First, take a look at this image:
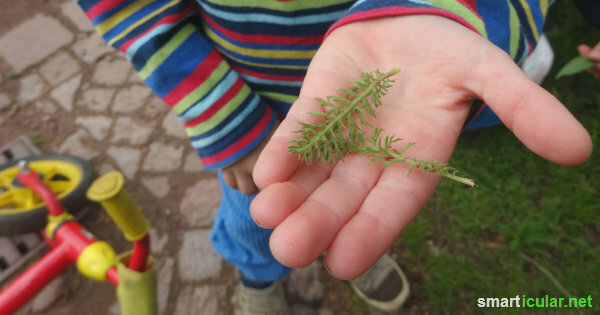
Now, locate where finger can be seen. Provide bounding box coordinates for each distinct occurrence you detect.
[250,162,331,228]
[468,46,592,165]
[269,155,383,268]
[222,171,238,190]
[324,162,440,279]
[578,44,592,56]
[589,42,600,60]
[236,172,258,196]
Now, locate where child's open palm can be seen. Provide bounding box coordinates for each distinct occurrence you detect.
[251,16,592,280]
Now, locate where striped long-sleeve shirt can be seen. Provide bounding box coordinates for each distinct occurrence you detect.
[77,0,550,170]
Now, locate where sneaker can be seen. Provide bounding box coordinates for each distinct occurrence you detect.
[237,281,290,315]
[349,253,410,312]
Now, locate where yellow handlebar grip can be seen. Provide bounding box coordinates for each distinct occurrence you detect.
[86,171,149,241]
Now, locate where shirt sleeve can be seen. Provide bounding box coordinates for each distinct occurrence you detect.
[77,0,278,170]
[328,0,549,62]
[327,0,550,129]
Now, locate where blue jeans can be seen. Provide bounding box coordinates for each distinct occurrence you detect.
[210,171,290,282]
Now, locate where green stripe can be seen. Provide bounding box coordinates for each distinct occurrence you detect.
[508,4,520,59]
[258,91,297,104]
[185,85,251,136]
[138,24,195,80]
[205,0,353,12]
[173,61,229,115]
[425,0,488,38]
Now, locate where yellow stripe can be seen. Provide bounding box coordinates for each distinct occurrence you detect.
[518,0,540,41]
[540,0,549,16]
[185,86,251,136]
[138,24,195,79]
[214,46,308,70]
[205,27,317,59]
[205,0,352,12]
[96,0,156,35]
[108,0,180,46]
[173,61,230,115]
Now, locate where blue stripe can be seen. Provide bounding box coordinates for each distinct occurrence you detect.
[180,70,239,121]
[190,93,260,148]
[130,20,190,70]
[199,1,348,26]
[101,1,170,43]
[203,20,322,51]
[240,73,302,88]
[144,31,213,97]
[213,44,312,67]
[476,1,511,53]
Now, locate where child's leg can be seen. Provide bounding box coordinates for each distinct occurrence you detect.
[210,170,290,283]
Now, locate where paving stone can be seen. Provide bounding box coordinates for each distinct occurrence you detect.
[149,228,169,255]
[111,116,154,145]
[39,52,81,85]
[50,74,82,111]
[128,71,144,84]
[0,93,11,111]
[74,115,113,141]
[34,99,59,114]
[106,146,142,180]
[142,142,184,172]
[78,87,114,111]
[183,151,205,172]
[0,14,74,73]
[287,261,324,303]
[178,229,222,281]
[92,57,131,86]
[72,33,114,64]
[141,176,170,198]
[162,110,187,139]
[17,73,46,105]
[156,257,175,315]
[58,129,100,160]
[174,285,226,315]
[179,177,221,227]
[60,1,95,32]
[112,85,152,113]
[143,95,169,119]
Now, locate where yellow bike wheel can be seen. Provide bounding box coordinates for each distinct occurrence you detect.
[0,154,95,236]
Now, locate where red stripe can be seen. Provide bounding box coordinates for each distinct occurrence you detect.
[183,77,245,128]
[231,65,304,82]
[86,0,126,21]
[457,0,478,13]
[200,10,324,45]
[161,50,223,106]
[326,7,483,38]
[201,106,273,165]
[120,5,195,51]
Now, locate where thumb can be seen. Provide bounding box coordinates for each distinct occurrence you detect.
[467,47,592,165]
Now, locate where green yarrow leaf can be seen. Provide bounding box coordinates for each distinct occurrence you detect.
[555,55,595,79]
[288,67,475,187]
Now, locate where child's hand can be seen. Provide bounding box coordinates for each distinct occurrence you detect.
[578,41,600,79]
[222,122,278,195]
[251,15,592,280]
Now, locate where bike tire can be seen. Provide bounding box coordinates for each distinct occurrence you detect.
[0,154,95,236]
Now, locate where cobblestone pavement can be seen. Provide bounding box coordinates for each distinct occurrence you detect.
[0,1,401,315]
